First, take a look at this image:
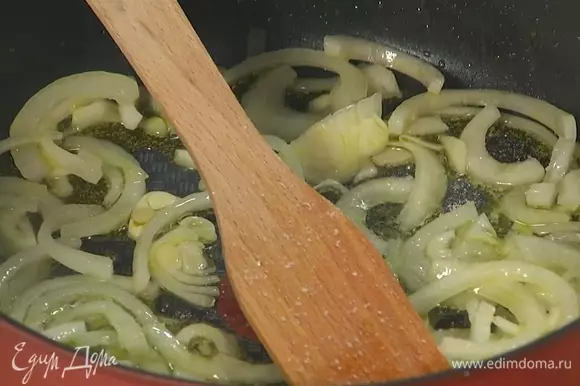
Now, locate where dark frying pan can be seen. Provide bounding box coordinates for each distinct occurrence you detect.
[0,0,578,385]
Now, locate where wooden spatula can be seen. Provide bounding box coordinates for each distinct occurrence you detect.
[86,0,449,384]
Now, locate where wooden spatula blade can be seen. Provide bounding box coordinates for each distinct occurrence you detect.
[86,0,450,384]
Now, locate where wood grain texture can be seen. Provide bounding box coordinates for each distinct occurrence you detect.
[85,0,449,384]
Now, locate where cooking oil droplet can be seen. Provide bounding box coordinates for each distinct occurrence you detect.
[438,59,446,68]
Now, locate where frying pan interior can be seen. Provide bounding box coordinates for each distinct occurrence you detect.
[0,0,579,385]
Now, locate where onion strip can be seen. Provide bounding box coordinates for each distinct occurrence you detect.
[460,106,545,186]
[323,35,444,94]
[60,136,147,238]
[223,48,367,111]
[133,192,212,293]
[242,66,323,141]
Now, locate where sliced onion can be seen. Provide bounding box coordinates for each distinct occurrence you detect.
[60,136,147,238]
[291,93,389,184]
[46,301,156,362]
[531,222,580,235]
[149,220,220,308]
[392,139,447,231]
[410,260,578,326]
[37,204,112,279]
[371,146,414,167]
[406,117,449,136]
[0,245,56,311]
[0,131,63,155]
[10,72,141,182]
[313,179,350,197]
[438,106,580,159]
[359,64,402,99]
[174,149,196,170]
[133,192,212,293]
[439,280,548,360]
[176,324,241,358]
[397,202,479,292]
[506,234,580,278]
[71,99,121,132]
[118,104,143,130]
[46,176,74,198]
[390,90,576,139]
[10,277,282,384]
[352,161,379,185]
[460,106,544,186]
[399,135,444,151]
[43,321,87,341]
[40,139,104,184]
[440,136,467,174]
[500,187,570,225]
[291,77,336,93]
[336,177,413,260]
[0,210,38,256]
[241,66,323,142]
[525,182,557,209]
[140,117,169,138]
[308,94,332,113]
[102,165,124,208]
[324,35,444,94]
[262,135,304,180]
[223,48,367,111]
[0,177,62,215]
[556,170,580,212]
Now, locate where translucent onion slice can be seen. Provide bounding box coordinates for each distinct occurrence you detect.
[313,179,350,197]
[359,64,402,99]
[500,187,570,225]
[241,66,323,142]
[460,106,545,186]
[406,117,449,136]
[46,301,156,362]
[149,220,220,308]
[0,131,63,155]
[223,48,367,111]
[352,161,379,185]
[10,277,282,384]
[291,77,336,93]
[389,90,577,182]
[335,177,413,259]
[390,90,576,139]
[324,35,444,94]
[410,260,579,326]
[174,149,196,170]
[43,321,87,341]
[0,177,62,215]
[506,234,580,278]
[176,324,241,359]
[440,136,467,174]
[438,106,559,146]
[133,192,212,293]
[46,176,74,198]
[71,99,121,132]
[392,139,447,231]
[439,281,549,360]
[262,135,304,180]
[290,93,389,184]
[10,72,141,182]
[371,146,414,167]
[102,165,124,208]
[0,210,38,257]
[60,136,148,238]
[37,204,112,279]
[398,202,479,292]
[40,139,104,184]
